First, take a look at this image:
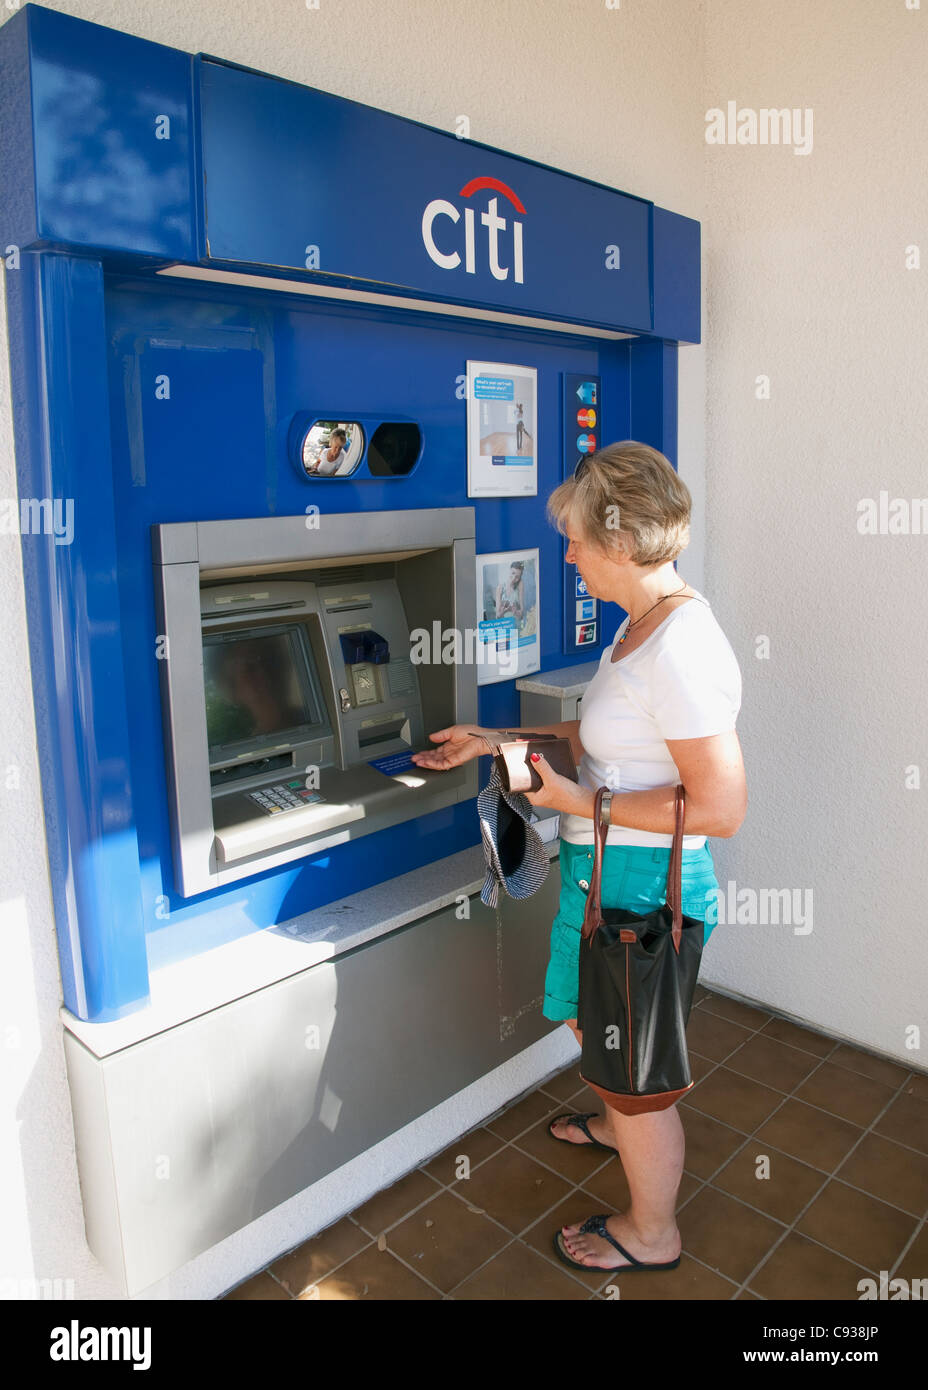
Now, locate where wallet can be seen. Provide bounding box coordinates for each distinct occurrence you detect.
[489,731,579,795]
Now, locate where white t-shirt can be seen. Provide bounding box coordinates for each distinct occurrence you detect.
[558,590,742,850]
[314,447,344,476]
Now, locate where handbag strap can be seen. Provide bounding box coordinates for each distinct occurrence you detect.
[665,784,686,951]
[581,783,687,952]
[580,788,607,941]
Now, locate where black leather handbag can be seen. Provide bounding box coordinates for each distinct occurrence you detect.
[577,783,704,1114]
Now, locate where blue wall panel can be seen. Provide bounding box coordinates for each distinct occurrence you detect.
[653,207,701,344]
[197,57,653,334]
[102,276,649,978]
[7,255,150,1021]
[0,6,698,1019]
[7,4,196,259]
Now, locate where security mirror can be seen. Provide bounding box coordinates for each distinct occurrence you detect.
[299,420,365,477]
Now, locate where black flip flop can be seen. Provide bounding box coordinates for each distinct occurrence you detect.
[547,1112,615,1153]
[553,1214,682,1273]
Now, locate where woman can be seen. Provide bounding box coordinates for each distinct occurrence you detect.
[411,440,746,1275]
[495,560,525,623]
[310,427,349,475]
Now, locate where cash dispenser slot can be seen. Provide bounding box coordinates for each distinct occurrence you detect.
[210,752,293,788]
[357,717,408,748]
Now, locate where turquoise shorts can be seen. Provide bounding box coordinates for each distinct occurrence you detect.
[543,838,720,1022]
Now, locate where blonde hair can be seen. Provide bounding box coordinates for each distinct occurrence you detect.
[546,440,691,566]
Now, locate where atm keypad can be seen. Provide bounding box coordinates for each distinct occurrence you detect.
[246,781,324,815]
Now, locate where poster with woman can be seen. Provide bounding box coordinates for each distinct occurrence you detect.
[466,361,538,497]
[475,549,541,685]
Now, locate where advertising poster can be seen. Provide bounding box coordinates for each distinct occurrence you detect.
[475,549,540,685]
[466,361,537,497]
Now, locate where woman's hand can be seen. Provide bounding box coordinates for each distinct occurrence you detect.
[411,725,494,771]
[522,752,588,816]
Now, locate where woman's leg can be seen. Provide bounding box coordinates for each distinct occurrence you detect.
[560,1102,684,1268]
[556,1026,683,1269]
[560,1105,683,1268]
[548,1019,617,1149]
[550,850,711,1266]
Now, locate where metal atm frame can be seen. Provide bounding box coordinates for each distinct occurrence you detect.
[153,508,477,896]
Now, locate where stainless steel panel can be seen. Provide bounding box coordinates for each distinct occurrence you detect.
[66,867,561,1293]
[194,509,475,574]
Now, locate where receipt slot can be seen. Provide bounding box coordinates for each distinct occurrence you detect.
[153,508,477,897]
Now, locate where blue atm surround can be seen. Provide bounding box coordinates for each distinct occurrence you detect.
[0,4,700,1022]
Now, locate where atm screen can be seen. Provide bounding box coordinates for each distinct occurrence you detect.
[203,623,329,760]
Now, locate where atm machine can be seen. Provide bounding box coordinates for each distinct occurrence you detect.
[153,510,476,896]
[0,5,700,1294]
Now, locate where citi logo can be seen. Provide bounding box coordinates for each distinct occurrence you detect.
[422,177,525,283]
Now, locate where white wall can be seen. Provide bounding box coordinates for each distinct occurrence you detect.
[700,0,928,1059]
[8,0,919,1302]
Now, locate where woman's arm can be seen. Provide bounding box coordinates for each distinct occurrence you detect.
[411,719,582,770]
[529,730,747,837]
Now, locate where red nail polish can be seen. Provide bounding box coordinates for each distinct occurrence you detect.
[530,752,540,761]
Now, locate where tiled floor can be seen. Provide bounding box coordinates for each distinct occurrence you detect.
[224,987,928,1300]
